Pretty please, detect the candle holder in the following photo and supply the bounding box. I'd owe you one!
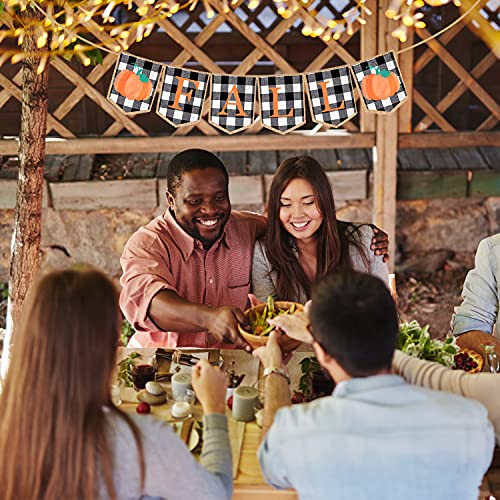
[232,386,259,422]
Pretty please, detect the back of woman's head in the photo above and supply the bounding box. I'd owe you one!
[21,266,119,401]
[0,266,121,500]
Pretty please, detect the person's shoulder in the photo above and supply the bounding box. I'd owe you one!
[273,397,336,434]
[253,237,267,255]
[340,222,373,244]
[410,383,490,421]
[125,213,169,249]
[231,210,266,226]
[478,234,500,255]
[110,411,176,443]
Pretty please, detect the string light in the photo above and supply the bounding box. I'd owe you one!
[0,0,475,67]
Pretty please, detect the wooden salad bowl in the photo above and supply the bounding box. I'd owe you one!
[237,301,304,352]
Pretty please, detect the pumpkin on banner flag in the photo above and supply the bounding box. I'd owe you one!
[259,75,306,135]
[107,54,162,113]
[209,75,257,134]
[156,66,210,126]
[351,52,408,113]
[305,66,357,128]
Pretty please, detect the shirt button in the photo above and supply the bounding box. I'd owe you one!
[209,278,214,284]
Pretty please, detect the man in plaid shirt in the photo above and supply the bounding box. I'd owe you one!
[120,148,389,349]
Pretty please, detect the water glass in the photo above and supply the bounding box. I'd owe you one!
[482,344,500,373]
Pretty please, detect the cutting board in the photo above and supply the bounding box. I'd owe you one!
[228,417,246,479]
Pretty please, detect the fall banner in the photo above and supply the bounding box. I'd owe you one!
[107,51,407,133]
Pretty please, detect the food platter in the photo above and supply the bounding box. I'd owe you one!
[453,348,483,374]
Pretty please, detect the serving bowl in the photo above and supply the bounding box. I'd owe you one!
[237,301,304,352]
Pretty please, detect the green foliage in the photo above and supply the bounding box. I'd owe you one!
[0,2,5,15]
[298,356,324,400]
[117,351,141,388]
[0,282,8,301]
[397,320,458,368]
[120,318,135,347]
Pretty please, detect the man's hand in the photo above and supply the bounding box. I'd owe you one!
[192,359,227,415]
[203,306,252,352]
[253,330,284,369]
[369,225,390,263]
[267,300,313,344]
[248,293,263,307]
[457,330,500,356]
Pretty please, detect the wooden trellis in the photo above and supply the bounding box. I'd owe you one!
[1,0,497,154]
[0,0,498,276]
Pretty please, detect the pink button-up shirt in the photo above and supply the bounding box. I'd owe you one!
[120,209,266,348]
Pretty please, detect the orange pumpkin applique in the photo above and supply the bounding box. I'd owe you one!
[361,66,400,101]
[114,65,153,101]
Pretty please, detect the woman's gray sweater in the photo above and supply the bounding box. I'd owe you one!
[101,412,232,500]
[251,224,389,303]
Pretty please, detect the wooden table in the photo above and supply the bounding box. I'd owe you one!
[116,347,297,499]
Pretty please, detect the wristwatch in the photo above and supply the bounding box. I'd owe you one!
[263,367,290,384]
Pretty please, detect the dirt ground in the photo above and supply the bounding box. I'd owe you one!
[396,267,469,340]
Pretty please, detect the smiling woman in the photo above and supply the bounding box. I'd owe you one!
[252,156,389,303]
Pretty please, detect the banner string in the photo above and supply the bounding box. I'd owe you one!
[31,0,482,70]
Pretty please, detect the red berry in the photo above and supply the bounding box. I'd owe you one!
[227,396,233,410]
[136,402,151,414]
[291,391,305,404]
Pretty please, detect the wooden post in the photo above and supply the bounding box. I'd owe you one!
[373,0,399,272]
[1,11,49,376]
[360,0,377,134]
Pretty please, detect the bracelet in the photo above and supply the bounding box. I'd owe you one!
[263,367,290,384]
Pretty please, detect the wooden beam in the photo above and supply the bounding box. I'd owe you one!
[360,0,377,134]
[1,132,496,156]
[399,132,500,148]
[373,0,399,272]
[0,133,376,156]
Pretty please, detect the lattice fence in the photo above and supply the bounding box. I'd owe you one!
[0,0,498,141]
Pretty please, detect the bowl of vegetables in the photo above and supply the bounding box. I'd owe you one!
[237,296,304,352]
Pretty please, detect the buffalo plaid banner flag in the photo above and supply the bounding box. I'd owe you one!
[209,75,257,134]
[259,75,306,134]
[305,67,357,128]
[108,54,162,114]
[351,51,407,113]
[156,66,210,126]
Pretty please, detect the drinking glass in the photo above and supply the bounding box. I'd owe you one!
[111,381,123,407]
[482,344,500,373]
[131,355,158,390]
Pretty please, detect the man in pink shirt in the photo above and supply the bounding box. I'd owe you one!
[120,149,389,348]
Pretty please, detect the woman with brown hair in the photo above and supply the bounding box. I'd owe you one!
[252,156,388,303]
[0,266,232,500]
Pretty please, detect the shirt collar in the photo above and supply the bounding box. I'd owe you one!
[163,210,231,261]
[332,374,405,399]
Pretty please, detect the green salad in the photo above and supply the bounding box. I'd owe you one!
[248,296,297,336]
[397,320,458,368]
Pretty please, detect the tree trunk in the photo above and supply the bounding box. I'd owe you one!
[1,11,49,375]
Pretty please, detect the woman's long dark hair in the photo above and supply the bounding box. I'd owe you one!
[0,266,145,500]
[265,156,368,300]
